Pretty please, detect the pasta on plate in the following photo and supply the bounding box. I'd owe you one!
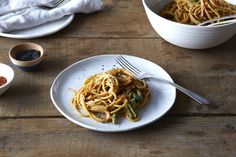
[72,68,151,123]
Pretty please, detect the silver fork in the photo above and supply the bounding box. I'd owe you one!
[0,0,65,16]
[116,55,209,105]
[198,14,236,26]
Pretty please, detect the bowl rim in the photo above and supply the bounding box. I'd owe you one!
[9,42,44,64]
[142,0,236,29]
[0,63,14,89]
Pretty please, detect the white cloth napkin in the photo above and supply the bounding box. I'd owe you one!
[0,0,105,33]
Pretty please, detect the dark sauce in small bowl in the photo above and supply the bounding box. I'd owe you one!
[15,49,41,61]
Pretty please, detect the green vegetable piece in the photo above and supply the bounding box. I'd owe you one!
[112,113,118,124]
[136,89,143,101]
[128,103,137,118]
[130,98,137,107]
[132,92,140,101]
[126,108,133,119]
[128,92,133,99]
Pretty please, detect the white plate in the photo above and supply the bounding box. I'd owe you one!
[50,55,176,132]
[226,0,236,5]
[0,14,74,39]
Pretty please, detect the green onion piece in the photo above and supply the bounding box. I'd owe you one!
[128,103,137,118]
[126,108,133,119]
[130,98,137,107]
[112,113,118,124]
[128,92,133,99]
[136,89,143,101]
[132,92,140,101]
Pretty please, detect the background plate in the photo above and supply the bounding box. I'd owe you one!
[0,14,74,39]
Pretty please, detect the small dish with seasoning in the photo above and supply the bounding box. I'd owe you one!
[9,42,44,71]
[0,63,14,96]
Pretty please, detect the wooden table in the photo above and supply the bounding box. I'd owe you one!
[1,0,236,156]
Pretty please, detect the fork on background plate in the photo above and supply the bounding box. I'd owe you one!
[116,55,209,105]
[0,0,65,16]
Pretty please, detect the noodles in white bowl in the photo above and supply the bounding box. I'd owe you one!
[160,0,236,25]
[142,0,236,49]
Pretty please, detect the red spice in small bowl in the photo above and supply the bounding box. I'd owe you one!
[0,76,7,87]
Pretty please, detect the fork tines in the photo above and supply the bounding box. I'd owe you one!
[115,55,141,75]
[49,0,64,7]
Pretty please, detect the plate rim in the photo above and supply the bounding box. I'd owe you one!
[50,54,176,132]
[0,14,74,39]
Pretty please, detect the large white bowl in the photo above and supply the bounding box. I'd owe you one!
[142,0,236,49]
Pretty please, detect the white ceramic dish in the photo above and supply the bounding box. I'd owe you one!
[142,0,236,49]
[226,0,236,5]
[0,14,74,39]
[50,55,176,132]
[0,63,14,96]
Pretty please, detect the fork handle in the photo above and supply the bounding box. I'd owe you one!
[147,76,209,105]
[167,81,209,105]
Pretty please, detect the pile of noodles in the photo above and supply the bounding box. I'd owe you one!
[160,0,236,25]
[72,68,151,123]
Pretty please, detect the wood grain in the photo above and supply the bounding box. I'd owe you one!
[50,0,156,38]
[0,117,235,157]
[0,37,235,117]
[0,0,236,156]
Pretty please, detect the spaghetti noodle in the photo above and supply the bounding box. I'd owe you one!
[160,0,236,25]
[72,68,151,123]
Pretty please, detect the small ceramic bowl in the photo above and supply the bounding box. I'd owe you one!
[0,63,14,96]
[9,42,44,71]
